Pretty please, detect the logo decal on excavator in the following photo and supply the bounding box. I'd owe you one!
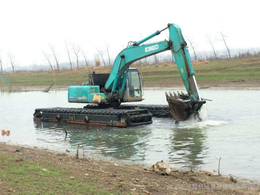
[145,44,159,52]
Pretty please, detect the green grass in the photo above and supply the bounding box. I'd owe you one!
[0,154,111,195]
[2,57,260,87]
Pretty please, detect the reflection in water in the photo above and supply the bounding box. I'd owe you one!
[34,119,208,171]
[34,121,152,161]
[169,127,208,170]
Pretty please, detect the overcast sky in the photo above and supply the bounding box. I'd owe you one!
[0,0,259,69]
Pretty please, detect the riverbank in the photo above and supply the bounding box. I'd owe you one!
[0,143,259,194]
[1,57,260,92]
[2,81,260,93]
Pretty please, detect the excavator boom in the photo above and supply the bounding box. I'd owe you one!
[105,24,204,102]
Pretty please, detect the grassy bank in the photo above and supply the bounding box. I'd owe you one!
[1,57,260,89]
[1,143,259,195]
[0,154,110,195]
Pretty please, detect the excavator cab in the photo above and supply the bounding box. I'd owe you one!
[70,68,143,104]
[123,68,143,102]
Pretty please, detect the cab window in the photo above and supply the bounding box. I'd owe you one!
[128,71,141,97]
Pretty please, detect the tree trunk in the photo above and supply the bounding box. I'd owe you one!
[187,38,198,61]
[71,44,80,70]
[9,54,15,72]
[207,36,217,59]
[82,51,89,66]
[65,41,73,71]
[220,32,231,59]
[43,51,56,92]
[50,45,60,71]
[96,48,106,66]
[105,43,111,65]
[0,57,3,73]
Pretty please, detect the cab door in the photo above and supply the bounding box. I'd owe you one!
[123,68,143,102]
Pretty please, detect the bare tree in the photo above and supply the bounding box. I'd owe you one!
[187,37,198,61]
[220,31,231,59]
[43,51,56,91]
[105,42,111,65]
[9,53,15,72]
[65,40,73,71]
[96,48,106,66]
[153,55,159,64]
[43,51,53,70]
[0,54,3,73]
[81,50,89,67]
[143,57,149,65]
[206,35,218,59]
[94,55,101,67]
[49,45,60,71]
[71,43,80,70]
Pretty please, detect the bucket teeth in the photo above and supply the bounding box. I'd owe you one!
[177,91,181,98]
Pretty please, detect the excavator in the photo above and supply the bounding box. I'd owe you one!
[34,23,206,127]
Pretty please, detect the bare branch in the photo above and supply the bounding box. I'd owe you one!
[71,43,80,70]
[49,45,60,71]
[220,31,231,59]
[206,35,218,59]
[43,51,56,92]
[186,37,198,61]
[105,42,111,65]
[43,51,53,70]
[94,54,101,67]
[81,50,89,67]
[0,54,3,73]
[8,53,15,72]
[154,55,158,64]
[96,48,106,66]
[65,40,73,71]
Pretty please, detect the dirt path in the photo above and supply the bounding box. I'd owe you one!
[0,143,259,194]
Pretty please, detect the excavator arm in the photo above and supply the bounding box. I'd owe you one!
[104,23,206,121]
[105,24,202,102]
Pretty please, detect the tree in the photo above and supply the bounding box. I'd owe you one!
[187,37,198,61]
[96,48,106,66]
[9,53,15,72]
[105,42,111,65]
[81,50,89,67]
[206,35,218,59]
[49,45,60,71]
[94,55,101,67]
[0,54,3,73]
[43,51,56,91]
[71,43,80,70]
[43,51,53,70]
[153,55,159,64]
[220,31,231,59]
[65,40,73,71]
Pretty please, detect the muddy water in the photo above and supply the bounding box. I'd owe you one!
[1,88,260,181]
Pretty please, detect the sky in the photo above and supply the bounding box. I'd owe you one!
[0,0,259,70]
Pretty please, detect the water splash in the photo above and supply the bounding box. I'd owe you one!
[176,105,228,129]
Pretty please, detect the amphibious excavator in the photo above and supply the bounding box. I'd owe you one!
[34,23,206,127]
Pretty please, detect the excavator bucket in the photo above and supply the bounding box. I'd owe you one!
[166,24,207,122]
[165,91,206,122]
